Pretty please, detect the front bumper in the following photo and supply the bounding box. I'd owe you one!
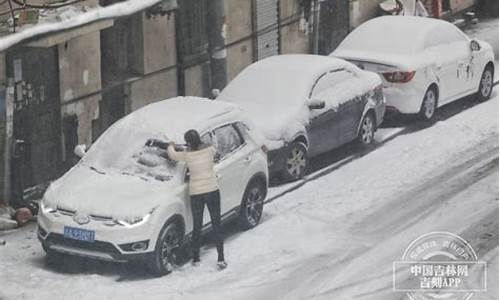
[39,230,153,262]
[37,211,157,262]
[267,146,289,175]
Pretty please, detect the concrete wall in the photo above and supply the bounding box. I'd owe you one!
[225,0,254,81]
[280,0,310,54]
[58,32,101,146]
[349,0,385,29]
[131,12,177,75]
[61,95,100,146]
[129,68,178,111]
[183,64,207,97]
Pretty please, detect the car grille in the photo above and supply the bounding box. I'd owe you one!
[55,207,113,222]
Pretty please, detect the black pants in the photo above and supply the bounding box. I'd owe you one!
[191,190,224,262]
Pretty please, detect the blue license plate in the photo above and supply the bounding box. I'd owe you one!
[63,227,95,243]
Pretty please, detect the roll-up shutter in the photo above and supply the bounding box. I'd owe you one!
[255,0,279,60]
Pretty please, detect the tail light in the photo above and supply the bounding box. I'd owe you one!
[382,71,416,83]
[261,145,268,154]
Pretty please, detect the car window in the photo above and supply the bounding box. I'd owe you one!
[201,132,214,145]
[311,69,357,99]
[213,124,244,159]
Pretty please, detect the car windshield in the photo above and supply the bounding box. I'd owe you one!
[81,120,182,182]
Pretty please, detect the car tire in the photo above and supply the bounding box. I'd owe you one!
[477,65,494,102]
[239,179,266,230]
[281,142,308,181]
[357,112,376,147]
[147,220,183,277]
[418,87,438,122]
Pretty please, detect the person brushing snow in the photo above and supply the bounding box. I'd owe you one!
[167,130,227,270]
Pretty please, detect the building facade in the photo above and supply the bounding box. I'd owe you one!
[0,0,351,206]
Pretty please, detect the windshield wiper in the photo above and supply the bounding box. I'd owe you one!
[89,165,106,175]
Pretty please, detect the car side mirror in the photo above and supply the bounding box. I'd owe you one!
[74,144,87,158]
[211,88,221,99]
[308,98,326,110]
[470,40,481,51]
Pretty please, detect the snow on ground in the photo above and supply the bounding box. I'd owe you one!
[0,87,497,300]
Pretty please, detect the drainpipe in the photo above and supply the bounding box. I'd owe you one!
[312,0,321,54]
[207,0,228,93]
[3,78,14,205]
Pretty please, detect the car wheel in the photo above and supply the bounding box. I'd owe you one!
[477,66,494,101]
[282,142,308,181]
[239,179,266,230]
[357,112,375,146]
[147,221,183,277]
[418,88,437,122]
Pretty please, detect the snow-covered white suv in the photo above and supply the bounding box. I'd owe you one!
[38,97,268,276]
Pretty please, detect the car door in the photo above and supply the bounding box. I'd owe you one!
[212,123,250,217]
[443,26,474,99]
[425,26,471,103]
[307,69,364,156]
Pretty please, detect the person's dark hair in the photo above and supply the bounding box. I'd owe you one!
[184,129,202,150]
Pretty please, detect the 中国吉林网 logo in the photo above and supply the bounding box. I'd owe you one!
[393,232,487,300]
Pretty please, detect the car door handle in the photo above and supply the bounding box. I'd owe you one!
[244,156,252,163]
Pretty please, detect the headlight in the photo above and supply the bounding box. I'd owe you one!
[40,200,56,214]
[114,208,156,228]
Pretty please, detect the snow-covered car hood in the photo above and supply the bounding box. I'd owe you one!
[43,164,186,220]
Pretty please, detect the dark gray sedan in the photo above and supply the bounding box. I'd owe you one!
[218,54,385,181]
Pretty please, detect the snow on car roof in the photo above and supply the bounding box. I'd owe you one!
[116,97,238,140]
[335,16,447,55]
[218,55,354,144]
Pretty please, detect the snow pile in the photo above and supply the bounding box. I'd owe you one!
[0,0,163,52]
[218,54,380,149]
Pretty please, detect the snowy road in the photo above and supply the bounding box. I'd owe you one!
[0,19,499,300]
[0,86,497,300]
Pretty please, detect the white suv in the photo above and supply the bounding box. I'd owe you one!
[37,97,268,276]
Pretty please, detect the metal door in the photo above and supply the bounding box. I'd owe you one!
[254,0,280,60]
[7,47,62,194]
[318,0,349,55]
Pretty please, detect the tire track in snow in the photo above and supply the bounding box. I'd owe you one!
[355,143,498,236]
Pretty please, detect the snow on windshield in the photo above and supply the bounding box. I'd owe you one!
[81,115,182,182]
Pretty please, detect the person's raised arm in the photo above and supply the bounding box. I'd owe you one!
[167,142,187,161]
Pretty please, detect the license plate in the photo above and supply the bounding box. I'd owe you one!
[63,226,95,243]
